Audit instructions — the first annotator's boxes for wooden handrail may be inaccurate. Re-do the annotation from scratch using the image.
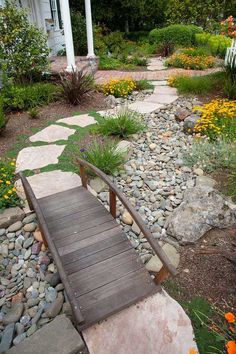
[77,157,178,280]
[19,172,85,325]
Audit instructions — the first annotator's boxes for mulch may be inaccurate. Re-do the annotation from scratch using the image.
[0,93,107,157]
[164,228,236,312]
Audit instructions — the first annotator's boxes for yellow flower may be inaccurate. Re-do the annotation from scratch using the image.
[6,181,11,185]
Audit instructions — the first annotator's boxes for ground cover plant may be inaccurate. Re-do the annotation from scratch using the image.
[193,99,236,141]
[79,139,125,175]
[0,158,20,211]
[166,50,215,70]
[101,78,136,98]
[168,72,225,95]
[93,108,145,138]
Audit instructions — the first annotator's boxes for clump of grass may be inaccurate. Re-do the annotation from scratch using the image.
[79,139,125,175]
[183,138,236,173]
[169,72,225,95]
[27,107,40,119]
[135,79,153,91]
[93,108,145,138]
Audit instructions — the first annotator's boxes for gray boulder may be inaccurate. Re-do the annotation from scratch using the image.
[166,185,236,244]
[183,114,200,134]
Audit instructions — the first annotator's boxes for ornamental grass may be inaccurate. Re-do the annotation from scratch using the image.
[0,158,20,211]
[193,99,236,141]
[102,78,136,98]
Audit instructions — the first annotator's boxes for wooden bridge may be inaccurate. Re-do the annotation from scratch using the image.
[19,158,177,330]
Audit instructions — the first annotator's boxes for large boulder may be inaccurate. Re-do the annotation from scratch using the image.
[183,114,200,134]
[166,185,236,244]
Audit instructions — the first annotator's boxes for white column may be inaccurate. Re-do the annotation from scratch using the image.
[85,0,95,58]
[59,0,76,70]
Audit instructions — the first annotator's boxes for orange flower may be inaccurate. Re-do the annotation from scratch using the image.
[225,312,235,323]
[226,341,236,354]
[189,349,197,354]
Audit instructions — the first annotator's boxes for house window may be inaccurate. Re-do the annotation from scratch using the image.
[49,0,62,30]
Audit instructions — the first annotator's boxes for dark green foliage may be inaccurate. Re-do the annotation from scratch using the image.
[71,11,87,56]
[99,56,124,70]
[79,139,125,175]
[224,57,236,99]
[59,68,94,105]
[149,25,203,47]
[172,72,225,95]
[0,99,7,133]
[2,82,57,111]
[93,109,145,138]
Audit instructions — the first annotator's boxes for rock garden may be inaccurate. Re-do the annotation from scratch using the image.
[0,2,236,353]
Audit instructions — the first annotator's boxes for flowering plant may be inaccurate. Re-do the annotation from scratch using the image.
[221,16,236,39]
[0,158,20,211]
[193,99,236,141]
[102,78,136,98]
[166,52,215,70]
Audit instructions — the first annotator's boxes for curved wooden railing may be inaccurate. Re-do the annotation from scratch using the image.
[77,157,178,283]
[19,172,85,325]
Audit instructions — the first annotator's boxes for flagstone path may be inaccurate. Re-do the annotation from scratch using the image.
[14,80,199,353]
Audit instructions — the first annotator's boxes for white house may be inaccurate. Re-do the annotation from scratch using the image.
[0,0,95,70]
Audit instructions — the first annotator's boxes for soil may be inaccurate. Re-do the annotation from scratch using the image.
[164,227,236,312]
[0,92,107,156]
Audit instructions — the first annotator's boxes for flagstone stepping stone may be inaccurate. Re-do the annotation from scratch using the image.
[83,290,198,354]
[146,94,179,105]
[29,125,75,143]
[149,80,168,86]
[16,145,65,173]
[57,114,96,127]
[153,86,178,95]
[128,101,163,114]
[15,170,82,199]
[147,58,167,71]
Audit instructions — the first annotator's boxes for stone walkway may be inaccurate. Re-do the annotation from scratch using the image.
[11,81,199,353]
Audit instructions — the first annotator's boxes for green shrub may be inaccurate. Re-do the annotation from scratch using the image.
[79,140,125,175]
[135,80,153,91]
[99,56,123,70]
[149,25,202,47]
[0,1,49,82]
[2,82,57,111]
[59,68,94,105]
[71,11,87,56]
[195,33,232,58]
[124,31,149,42]
[0,99,7,133]
[169,72,225,95]
[0,158,21,211]
[183,138,236,173]
[181,47,210,57]
[94,108,145,138]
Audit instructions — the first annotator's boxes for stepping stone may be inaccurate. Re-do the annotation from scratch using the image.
[148,80,168,86]
[154,86,178,95]
[83,290,198,354]
[96,109,118,117]
[16,145,65,172]
[7,315,85,354]
[128,101,163,114]
[57,114,96,127]
[29,125,75,143]
[16,170,82,199]
[146,94,179,105]
[147,65,167,71]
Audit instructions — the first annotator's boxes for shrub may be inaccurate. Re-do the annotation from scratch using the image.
[94,108,145,138]
[0,1,49,82]
[195,33,232,58]
[99,56,123,70]
[193,99,236,141]
[102,78,136,98]
[168,72,225,95]
[135,80,153,91]
[0,99,8,133]
[2,82,57,111]
[71,11,87,56]
[181,47,210,57]
[59,68,94,105]
[157,41,175,57]
[166,52,215,70]
[183,138,236,173]
[149,25,202,47]
[0,158,21,211]
[79,139,125,175]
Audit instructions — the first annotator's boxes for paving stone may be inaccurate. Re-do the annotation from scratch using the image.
[148,80,168,86]
[153,86,178,95]
[129,101,163,114]
[29,125,75,143]
[7,315,85,354]
[145,94,179,105]
[83,290,198,354]
[16,145,65,172]
[57,114,96,127]
[15,170,82,199]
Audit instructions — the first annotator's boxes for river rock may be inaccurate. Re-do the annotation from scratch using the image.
[23,223,37,232]
[3,303,24,325]
[8,221,23,233]
[0,323,15,352]
[121,212,133,225]
[0,207,25,229]
[167,185,236,244]
[13,332,27,346]
[45,292,64,318]
[183,114,200,134]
